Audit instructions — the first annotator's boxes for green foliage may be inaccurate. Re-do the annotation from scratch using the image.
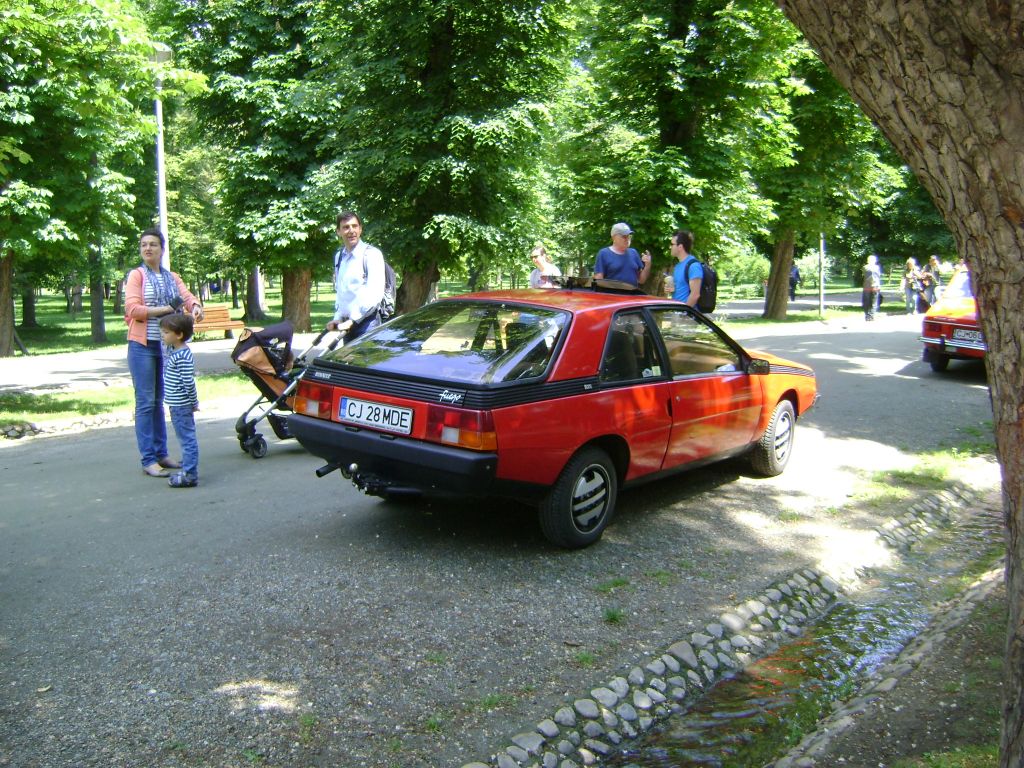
[315,0,579,287]
[0,0,156,275]
[556,0,805,270]
[166,0,335,272]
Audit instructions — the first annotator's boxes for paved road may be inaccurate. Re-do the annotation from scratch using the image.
[0,312,996,767]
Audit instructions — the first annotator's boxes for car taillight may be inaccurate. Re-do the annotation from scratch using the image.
[294,380,333,420]
[425,405,497,451]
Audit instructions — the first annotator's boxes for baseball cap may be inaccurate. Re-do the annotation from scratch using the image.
[610,222,633,237]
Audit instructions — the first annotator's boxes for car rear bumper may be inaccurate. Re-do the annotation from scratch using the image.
[287,413,499,496]
[919,334,986,357]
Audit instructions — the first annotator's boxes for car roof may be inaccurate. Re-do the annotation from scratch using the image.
[449,287,669,315]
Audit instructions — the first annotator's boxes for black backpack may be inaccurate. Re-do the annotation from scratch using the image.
[686,257,718,313]
[371,259,397,320]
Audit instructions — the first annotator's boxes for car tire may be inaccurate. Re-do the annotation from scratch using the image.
[750,399,795,477]
[929,354,950,372]
[538,446,617,549]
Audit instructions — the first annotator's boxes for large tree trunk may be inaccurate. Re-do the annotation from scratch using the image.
[20,288,38,329]
[243,265,268,323]
[0,251,14,357]
[396,262,440,315]
[763,227,796,320]
[776,3,1024,765]
[281,266,312,332]
[88,247,107,344]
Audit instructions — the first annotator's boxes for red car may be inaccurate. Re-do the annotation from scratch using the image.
[288,284,818,548]
[920,269,986,372]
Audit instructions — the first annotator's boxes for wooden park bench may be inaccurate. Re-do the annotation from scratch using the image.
[193,304,245,339]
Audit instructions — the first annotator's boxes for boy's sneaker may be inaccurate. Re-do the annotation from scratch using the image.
[168,473,198,488]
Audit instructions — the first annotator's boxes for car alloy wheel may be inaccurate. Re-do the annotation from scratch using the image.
[751,399,795,477]
[539,446,617,549]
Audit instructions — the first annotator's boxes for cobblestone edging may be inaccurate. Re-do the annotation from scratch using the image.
[462,484,979,768]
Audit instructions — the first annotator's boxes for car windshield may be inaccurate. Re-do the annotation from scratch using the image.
[944,268,973,299]
[321,300,568,384]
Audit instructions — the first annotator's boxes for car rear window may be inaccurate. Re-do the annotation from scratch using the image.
[321,300,568,384]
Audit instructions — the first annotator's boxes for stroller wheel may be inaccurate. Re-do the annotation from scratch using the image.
[249,435,268,459]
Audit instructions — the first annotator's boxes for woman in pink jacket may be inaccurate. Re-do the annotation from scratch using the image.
[124,229,204,477]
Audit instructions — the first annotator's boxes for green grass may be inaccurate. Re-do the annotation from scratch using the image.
[892,746,998,768]
[0,371,253,428]
[603,607,625,624]
[574,650,597,667]
[13,286,338,357]
[595,576,631,593]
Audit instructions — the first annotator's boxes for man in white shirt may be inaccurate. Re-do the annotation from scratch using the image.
[327,211,386,342]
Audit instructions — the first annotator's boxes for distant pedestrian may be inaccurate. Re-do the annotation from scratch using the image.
[528,245,561,289]
[900,258,924,314]
[862,254,882,321]
[160,313,200,488]
[124,228,204,478]
[593,222,652,288]
[789,264,802,301]
[920,255,943,305]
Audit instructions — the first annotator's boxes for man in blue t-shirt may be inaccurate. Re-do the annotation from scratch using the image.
[670,229,702,308]
[593,222,652,287]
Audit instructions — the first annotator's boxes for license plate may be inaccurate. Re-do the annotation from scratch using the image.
[339,397,413,434]
[952,327,982,343]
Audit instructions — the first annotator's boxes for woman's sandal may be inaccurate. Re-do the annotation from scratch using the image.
[168,473,198,488]
[157,457,182,469]
[142,463,168,478]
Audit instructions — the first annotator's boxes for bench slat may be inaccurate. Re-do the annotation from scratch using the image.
[193,305,245,338]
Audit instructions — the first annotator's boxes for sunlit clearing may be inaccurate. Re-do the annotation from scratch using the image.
[214,680,299,713]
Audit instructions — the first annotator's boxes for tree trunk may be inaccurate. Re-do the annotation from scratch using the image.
[645,270,667,298]
[20,288,38,328]
[281,267,312,332]
[762,227,796,320]
[776,3,1024,765]
[88,247,107,344]
[0,250,14,357]
[396,262,440,315]
[112,279,124,317]
[243,266,268,323]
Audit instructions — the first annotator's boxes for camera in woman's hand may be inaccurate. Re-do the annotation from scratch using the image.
[168,296,184,312]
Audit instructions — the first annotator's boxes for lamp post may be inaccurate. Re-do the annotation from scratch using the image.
[151,43,173,270]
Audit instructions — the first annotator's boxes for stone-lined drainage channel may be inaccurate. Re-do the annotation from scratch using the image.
[462,484,994,768]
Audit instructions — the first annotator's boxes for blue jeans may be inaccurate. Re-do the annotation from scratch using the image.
[127,340,167,467]
[169,406,199,479]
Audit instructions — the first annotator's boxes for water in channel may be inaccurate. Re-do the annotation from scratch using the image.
[607,507,1001,768]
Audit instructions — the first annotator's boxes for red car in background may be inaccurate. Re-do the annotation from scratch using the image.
[920,269,986,372]
[288,284,818,548]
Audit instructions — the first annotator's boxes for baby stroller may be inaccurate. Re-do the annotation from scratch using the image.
[231,320,341,458]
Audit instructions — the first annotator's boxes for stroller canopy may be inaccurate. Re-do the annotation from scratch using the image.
[231,320,295,377]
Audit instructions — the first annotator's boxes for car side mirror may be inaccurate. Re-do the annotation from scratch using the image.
[748,358,770,375]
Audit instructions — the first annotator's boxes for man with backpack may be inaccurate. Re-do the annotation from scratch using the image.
[669,229,718,313]
[327,211,388,343]
[671,230,703,307]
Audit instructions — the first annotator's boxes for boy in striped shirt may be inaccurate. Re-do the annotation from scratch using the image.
[160,313,200,488]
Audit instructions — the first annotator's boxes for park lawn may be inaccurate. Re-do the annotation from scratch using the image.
[0,372,254,428]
